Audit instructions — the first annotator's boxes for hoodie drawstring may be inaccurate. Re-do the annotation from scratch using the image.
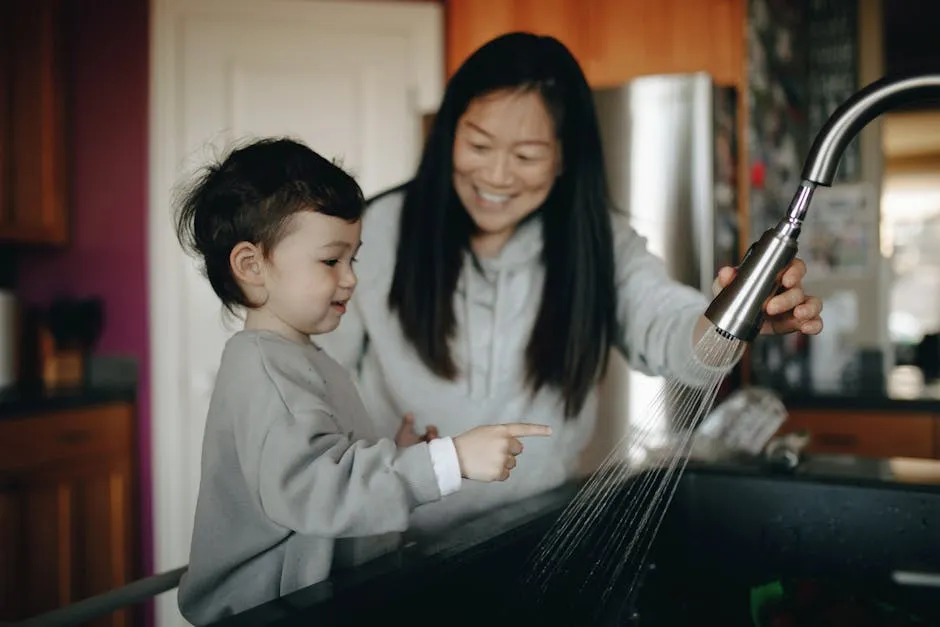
[463,267,476,399]
[486,270,504,397]
[460,218,541,401]
[462,262,504,400]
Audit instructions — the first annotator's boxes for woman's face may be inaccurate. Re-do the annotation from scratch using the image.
[452,89,561,256]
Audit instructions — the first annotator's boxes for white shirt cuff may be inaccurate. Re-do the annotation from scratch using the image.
[428,436,462,497]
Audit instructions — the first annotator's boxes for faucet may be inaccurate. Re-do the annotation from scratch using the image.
[704,72,940,342]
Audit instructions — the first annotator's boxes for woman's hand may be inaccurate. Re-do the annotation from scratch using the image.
[713,257,824,336]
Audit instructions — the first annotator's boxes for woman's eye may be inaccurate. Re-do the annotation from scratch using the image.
[516,152,544,162]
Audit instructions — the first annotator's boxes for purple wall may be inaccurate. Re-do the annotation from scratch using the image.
[17,0,153,588]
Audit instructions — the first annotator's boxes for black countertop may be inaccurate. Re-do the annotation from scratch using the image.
[210,454,940,627]
[0,381,136,419]
[780,390,940,411]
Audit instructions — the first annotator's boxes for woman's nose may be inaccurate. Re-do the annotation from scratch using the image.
[481,152,514,186]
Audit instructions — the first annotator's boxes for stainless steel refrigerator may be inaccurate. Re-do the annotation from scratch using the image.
[579,72,740,474]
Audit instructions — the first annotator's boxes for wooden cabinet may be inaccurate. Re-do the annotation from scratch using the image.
[0,403,139,626]
[445,0,591,79]
[445,0,745,87]
[0,0,69,245]
[778,408,938,460]
[584,0,744,87]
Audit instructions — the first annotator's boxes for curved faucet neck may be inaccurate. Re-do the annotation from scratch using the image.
[802,72,940,186]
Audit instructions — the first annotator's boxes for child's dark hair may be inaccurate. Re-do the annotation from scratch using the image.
[175,137,365,311]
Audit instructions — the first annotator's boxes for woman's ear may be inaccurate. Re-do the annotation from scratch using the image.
[230,241,264,287]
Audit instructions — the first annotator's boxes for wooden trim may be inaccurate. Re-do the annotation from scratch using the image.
[934,413,940,459]
[0,4,10,228]
[735,0,752,387]
[883,109,940,160]
[3,0,69,245]
[884,152,940,176]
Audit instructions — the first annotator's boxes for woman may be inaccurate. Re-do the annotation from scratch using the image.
[320,32,823,535]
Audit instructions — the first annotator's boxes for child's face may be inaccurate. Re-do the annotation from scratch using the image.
[255,211,362,341]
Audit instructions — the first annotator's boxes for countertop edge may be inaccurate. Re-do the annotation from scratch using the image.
[211,456,940,627]
[0,385,137,420]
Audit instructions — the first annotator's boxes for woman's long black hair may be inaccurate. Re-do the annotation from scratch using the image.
[387,32,618,418]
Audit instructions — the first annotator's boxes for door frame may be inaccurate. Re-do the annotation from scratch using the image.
[148,0,443,622]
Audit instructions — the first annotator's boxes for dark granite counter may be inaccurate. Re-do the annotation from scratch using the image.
[0,381,136,419]
[780,391,940,412]
[210,455,940,627]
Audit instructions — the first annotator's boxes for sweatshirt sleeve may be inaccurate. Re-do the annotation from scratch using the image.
[610,211,731,386]
[256,406,442,538]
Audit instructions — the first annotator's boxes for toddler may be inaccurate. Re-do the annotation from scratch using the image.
[173,138,551,624]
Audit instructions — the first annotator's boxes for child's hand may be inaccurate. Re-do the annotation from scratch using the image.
[453,423,552,482]
[394,413,439,447]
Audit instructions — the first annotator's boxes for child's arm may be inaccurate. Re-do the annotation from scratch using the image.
[254,408,442,538]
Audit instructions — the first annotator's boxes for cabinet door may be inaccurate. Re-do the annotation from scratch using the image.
[445,0,591,78]
[445,0,744,88]
[0,479,21,621]
[0,457,136,626]
[0,404,138,625]
[0,5,10,228]
[0,0,68,244]
[779,409,937,460]
[585,0,745,87]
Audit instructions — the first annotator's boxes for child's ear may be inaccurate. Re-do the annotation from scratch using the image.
[230,242,264,286]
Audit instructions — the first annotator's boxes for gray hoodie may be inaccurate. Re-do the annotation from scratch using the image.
[319,188,721,535]
[177,330,451,624]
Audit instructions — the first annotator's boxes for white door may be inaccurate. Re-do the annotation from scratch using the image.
[149,2,443,625]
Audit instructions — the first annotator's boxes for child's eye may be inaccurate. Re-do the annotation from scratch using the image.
[323,259,339,267]
[351,256,359,265]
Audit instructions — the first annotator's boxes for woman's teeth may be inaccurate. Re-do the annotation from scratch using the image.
[478,190,510,204]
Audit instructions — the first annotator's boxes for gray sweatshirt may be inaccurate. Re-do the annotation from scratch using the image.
[318,189,723,536]
[177,330,450,625]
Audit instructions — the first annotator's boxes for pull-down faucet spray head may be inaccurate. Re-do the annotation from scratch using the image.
[704,183,814,341]
[705,72,940,342]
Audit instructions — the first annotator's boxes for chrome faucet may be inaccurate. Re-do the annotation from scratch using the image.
[704,72,940,342]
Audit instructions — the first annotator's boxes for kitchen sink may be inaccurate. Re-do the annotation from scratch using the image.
[217,459,940,627]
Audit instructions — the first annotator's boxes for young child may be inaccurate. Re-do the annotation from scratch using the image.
[173,138,552,624]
